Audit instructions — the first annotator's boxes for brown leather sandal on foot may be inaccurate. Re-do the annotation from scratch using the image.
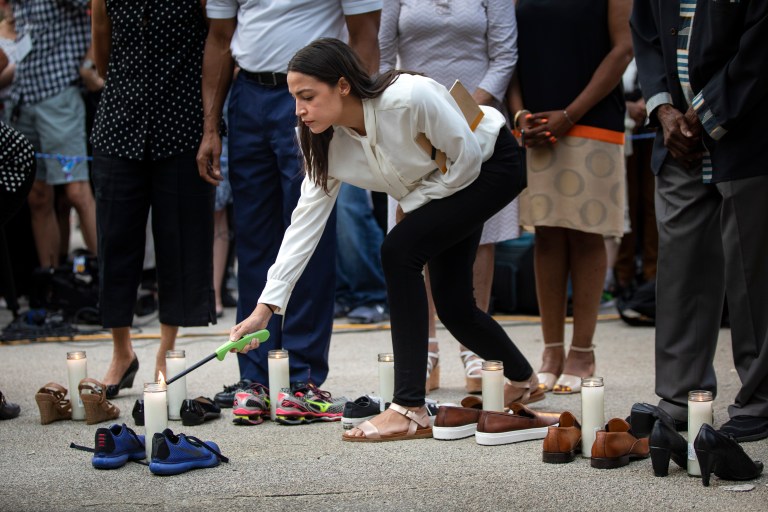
[79,378,120,425]
[342,404,433,443]
[505,373,546,407]
[35,382,72,425]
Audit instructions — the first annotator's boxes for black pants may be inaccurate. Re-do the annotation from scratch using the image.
[382,129,532,406]
[92,150,215,327]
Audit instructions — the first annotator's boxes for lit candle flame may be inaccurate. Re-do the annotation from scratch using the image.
[157,371,166,386]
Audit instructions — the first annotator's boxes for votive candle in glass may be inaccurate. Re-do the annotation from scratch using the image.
[378,353,394,411]
[165,350,186,420]
[143,381,168,460]
[268,349,290,421]
[688,390,714,476]
[481,360,505,412]
[66,351,87,421]
[581,377,605,458]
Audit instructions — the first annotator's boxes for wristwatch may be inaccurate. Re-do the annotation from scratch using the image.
[81,58,96,71]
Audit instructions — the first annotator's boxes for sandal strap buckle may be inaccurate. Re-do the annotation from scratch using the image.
[389,403,430,428]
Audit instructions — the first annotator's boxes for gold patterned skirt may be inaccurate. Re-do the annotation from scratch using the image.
[519,126,626,238]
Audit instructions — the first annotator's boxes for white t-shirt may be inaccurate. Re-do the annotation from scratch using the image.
[258,74,507,310]
[206,0,382,73]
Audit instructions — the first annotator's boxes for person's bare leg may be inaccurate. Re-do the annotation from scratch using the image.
[155,323,179,381]
[213,209,229,314]
[65,181,97,255]
[103,327,136,386]
[563,229,604,377]
[534,227,569,378]
[28,180,60,267]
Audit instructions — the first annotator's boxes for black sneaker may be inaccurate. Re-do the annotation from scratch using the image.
[0,391,20,420]
[214,379,253,408]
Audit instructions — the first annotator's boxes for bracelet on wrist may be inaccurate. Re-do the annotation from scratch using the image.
[261,303,276,314]
[563,110,575,126]
[514,109,531,131]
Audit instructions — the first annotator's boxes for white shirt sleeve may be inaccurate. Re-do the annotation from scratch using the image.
[399,79,483,212]
[341,0,383,16]
[257,174,342,312]
[206,0,238,19]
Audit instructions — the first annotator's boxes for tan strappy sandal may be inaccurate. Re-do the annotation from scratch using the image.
[342,403,433,442]
[460,350,484,394]
[35,382,72,425]
[79,378,120,425]
[504,372,546,406]
[537,342,565,392]
[552,345,596,394]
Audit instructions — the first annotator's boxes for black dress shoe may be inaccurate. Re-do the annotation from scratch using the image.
[106,356,140,399]
[628,402,686,438]
[0,391,20,420]
[694,423,764,487]
[649,418,687,477]
[719,415,768,442]
[180,397,221,426]
[132,399,144,426]
[214,379,253,408]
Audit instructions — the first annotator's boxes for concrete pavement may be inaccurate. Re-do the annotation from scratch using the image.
[0,307,766,511]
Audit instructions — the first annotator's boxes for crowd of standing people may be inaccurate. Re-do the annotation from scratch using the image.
[0,0,766,444]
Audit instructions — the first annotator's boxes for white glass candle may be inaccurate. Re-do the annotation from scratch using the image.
[378,353,394,411]
[581,377,605,458]
[687,390,714,476]
[143,381,168,460]
[165,350,186,420]
[481,360,505,412]
[268,350,290,421]
[66,351,88,421]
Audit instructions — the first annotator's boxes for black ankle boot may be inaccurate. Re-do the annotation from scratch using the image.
[693,423,764,486]
[649,419,687,476]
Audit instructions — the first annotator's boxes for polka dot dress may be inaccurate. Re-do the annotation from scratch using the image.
[0,121,35,195]
[91,0,207,160]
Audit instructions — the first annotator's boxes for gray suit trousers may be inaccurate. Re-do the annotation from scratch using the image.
[655,159,768,421]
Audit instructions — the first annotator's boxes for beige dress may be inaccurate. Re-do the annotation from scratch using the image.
[519,128,625,238]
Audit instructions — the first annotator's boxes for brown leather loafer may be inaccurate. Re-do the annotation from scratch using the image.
[591,417,650,469]
[433,396,483,440]
[542,411,582,463]
[475,403,560,446]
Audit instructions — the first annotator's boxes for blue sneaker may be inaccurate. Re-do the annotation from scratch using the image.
[92,424,146,469]
[149,429,228,475]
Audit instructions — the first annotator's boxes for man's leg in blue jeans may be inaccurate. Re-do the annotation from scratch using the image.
[227,76,335,387]
[335,183,387,319]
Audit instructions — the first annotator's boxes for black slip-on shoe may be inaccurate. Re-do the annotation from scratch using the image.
[181,397,222,426]
[719,415,768,442]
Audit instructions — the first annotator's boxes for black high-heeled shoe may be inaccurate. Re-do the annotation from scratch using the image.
[132,399,144,426]
[694,423,764,487]
[649,418,687,477]
[106,356,139,399]
[628,402,686,438]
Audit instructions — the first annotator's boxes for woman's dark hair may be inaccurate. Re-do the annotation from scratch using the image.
[288,38,403,192]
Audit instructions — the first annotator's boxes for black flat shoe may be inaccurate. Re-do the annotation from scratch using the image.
[694,423,764,487]
[0,391,20,420]
[719,415,768,442]
[628,402,686,438]
[649,418,687,477]
[106,356,139,399]
[132,399,144,426]
[181,397,221,426]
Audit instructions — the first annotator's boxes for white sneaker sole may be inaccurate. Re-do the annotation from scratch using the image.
[475,425,554,446]
[433,423,477,440]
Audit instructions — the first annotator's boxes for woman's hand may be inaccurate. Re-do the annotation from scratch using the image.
[229,303,274,353]
[521,110,573,148]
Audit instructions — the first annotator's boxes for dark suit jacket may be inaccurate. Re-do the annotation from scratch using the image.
[630,0,768,182]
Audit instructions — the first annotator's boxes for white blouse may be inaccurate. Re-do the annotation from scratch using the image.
[259,74,506,311]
